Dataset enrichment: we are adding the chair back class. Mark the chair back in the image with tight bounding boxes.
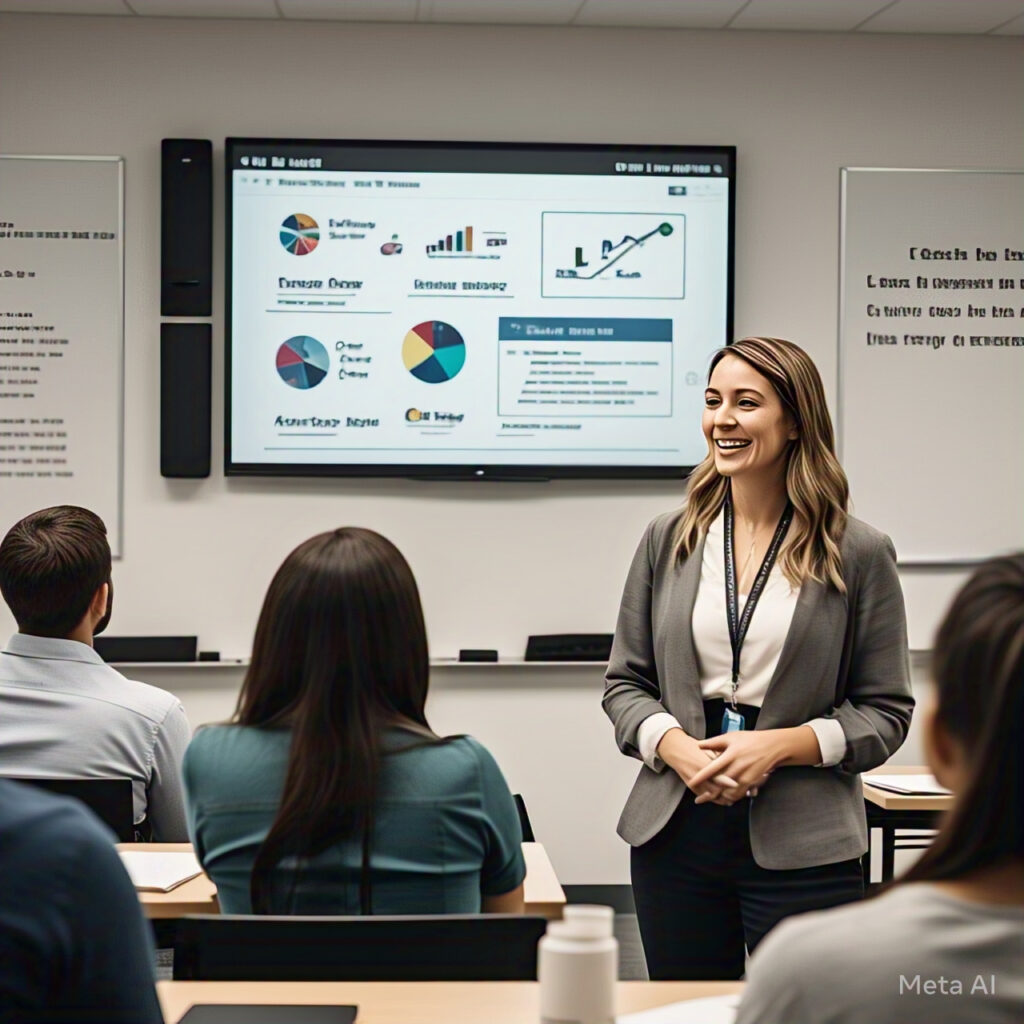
[513,793,536,842]
[5,777,135,841]
[173,913,548,981]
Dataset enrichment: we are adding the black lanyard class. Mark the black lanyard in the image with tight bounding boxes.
[723,494,794,708]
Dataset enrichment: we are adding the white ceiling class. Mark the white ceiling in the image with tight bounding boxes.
[0,0,1022,36]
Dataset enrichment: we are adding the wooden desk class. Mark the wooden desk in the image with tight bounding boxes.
[862,765,951,882]
[521,842,566,918]
[118,843,219,920]
[158,980,744,1024]
[121,842,566,920]
[862,764,954,813]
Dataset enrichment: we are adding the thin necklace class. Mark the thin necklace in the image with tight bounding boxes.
[738,521,757,594]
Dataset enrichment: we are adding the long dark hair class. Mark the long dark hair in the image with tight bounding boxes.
[235,527,435,913]
[902,553,1024,883]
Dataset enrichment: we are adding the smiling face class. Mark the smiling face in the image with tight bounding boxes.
[702,354,798,483]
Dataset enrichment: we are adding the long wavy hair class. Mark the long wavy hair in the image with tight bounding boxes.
[234,527,438,914]
[674,337,849,592]
[901,554,1024,883]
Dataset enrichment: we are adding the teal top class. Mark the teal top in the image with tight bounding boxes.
[182,725,526,915]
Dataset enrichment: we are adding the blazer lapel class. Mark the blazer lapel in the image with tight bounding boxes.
[756,577,824,729]
[674,533,705,698]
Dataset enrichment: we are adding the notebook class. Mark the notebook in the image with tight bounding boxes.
[118,850,203,892]
[865,774,952,796]
[179,1007,357,1024]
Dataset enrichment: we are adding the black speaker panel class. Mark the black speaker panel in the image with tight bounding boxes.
[94,635,198,663]
[161,138,212,316]
[525,633,614,662]
[161,322,211,478]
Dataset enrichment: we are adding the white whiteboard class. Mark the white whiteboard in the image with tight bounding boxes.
[840,168,1024,564]
[0,156,123,555]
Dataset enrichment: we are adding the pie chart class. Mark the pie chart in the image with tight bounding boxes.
[276,336,330,389]
[402,320,466,384]
[280,213,319,256]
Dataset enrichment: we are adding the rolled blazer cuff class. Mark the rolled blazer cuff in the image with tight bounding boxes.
[804,717,846,768]
[637,712,682,772]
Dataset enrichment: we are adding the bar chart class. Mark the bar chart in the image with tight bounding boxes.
[425,227,506,259]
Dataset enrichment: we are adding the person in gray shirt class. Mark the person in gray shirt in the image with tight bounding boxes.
[736,553,1024,1024]
[0,505,190,841]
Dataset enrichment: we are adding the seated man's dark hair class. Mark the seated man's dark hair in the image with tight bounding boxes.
[0,505,111,637]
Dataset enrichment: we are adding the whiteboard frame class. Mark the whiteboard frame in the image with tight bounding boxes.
[0,154,125,558]
[838,166,1024,567]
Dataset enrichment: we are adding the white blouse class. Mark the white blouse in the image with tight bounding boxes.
[637,509,846,771]
[691,508,800,706]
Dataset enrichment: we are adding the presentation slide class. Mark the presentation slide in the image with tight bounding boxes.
[226,140,734,477]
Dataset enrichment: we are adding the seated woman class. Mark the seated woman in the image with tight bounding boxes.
[735,553,1024,1024]
[183,527,525,915]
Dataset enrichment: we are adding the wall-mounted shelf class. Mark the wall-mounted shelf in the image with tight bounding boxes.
[109,658,609,670]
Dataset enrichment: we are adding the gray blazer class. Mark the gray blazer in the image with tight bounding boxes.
[603,507,913,870]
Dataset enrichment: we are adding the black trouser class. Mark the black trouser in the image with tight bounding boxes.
[630,699,865,980]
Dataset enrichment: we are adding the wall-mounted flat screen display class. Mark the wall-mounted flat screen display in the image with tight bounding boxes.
[226,138,735,478]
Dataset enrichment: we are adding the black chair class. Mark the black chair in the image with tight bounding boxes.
[5,777,136,841]
[513,793,536,842]
[173,913,548,981]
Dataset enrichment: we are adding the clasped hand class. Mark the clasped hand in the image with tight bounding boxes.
[656,729,747,806]
[688,730,784,804]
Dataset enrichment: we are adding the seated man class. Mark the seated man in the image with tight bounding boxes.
[0,779,163,1023]
[0,505,190,841]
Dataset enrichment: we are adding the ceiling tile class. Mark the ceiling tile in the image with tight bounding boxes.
[125,0,279,18]
[730,0,893,32]
[0,0,131,12]
[991,11,1024,32]
[420,1,581,24]
[858,0,1024,34]
[575,0,748,29]
[279,0,418,21]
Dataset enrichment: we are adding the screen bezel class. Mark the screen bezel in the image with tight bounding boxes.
[224,137,736,480]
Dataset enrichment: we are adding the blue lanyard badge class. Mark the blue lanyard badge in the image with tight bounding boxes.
[722,706,746,732]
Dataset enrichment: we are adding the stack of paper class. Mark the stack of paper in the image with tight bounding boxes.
[118,850,203,892]
[865,774,952,795]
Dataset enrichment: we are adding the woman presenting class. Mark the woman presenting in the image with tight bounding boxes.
[603,336,913,980]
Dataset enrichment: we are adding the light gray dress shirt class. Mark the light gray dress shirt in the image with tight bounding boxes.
[0,633,191,840]
[736,883,1024,1024]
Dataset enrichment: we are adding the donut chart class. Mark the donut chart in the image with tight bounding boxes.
[402,320,466,384]
[280,213,320,256]
[276,336,330,389]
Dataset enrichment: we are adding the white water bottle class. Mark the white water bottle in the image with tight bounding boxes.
[538,904,618,1024]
